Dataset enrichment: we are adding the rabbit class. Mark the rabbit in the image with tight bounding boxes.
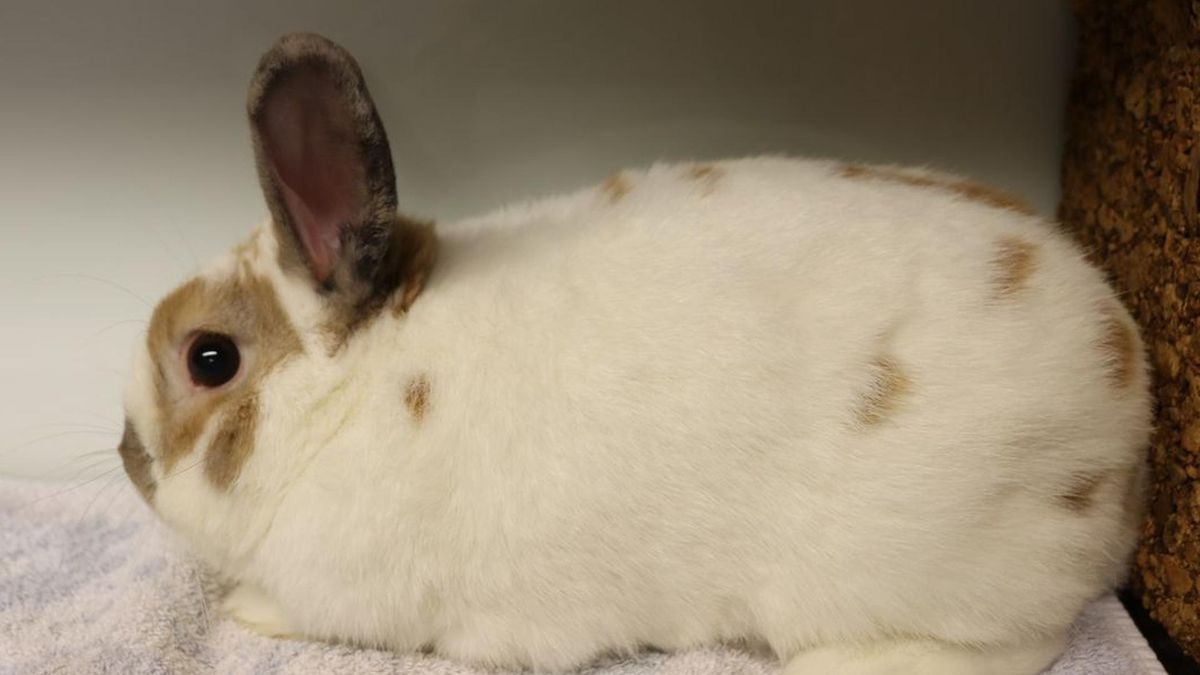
[117,32,1152,675]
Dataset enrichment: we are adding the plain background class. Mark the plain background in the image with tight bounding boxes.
[0,1,1074,480]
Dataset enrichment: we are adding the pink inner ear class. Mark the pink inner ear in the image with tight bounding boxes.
[259,66,367,282]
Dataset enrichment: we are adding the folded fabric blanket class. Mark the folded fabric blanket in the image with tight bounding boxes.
[0,477,1165,674]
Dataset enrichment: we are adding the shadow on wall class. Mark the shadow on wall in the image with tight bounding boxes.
[377,0,1075,217]
[0,0,1073,219]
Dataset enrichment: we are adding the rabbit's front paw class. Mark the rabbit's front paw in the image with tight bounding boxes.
[221,583,298,640]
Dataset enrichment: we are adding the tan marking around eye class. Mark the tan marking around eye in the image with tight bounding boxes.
[991,236,1037,297]
[147,264,302,477]
[405,375,430,422]
[205,395,259,490]
[1098,307,1138,389]
[1059,472,1106,512]
[855,356,911,427]
[684,164,724,195]
[149,279,209,472]
[601,172,632,203]
[839,163,1035,215]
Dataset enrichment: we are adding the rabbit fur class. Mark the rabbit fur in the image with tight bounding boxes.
[117,33,1152,675]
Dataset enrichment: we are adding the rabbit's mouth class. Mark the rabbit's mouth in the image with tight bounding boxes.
[117,419,155,504]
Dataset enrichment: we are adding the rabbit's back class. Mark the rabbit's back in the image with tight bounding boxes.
[271,156,1149,667]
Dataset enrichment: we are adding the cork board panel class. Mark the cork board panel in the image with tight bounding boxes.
[1061,0,1200,660]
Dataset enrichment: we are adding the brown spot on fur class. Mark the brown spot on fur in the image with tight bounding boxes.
[1098,307,1138,389]
[1059,472,1106,512]
[855,356,911,426]
[391,220,439,316]
[990,236,1038,297]
[839,163,1036,215]
[601,172,632,203]
[839,163,871,180]
[117,419,155,503]
[684,164,724,195]
[405,375,430,422]
[205,395,259,490]
[147,268,302,479]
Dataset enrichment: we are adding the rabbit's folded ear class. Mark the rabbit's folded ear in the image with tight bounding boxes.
[247,33,433,318]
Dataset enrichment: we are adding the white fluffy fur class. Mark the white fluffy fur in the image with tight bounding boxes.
[126,157,1151,674]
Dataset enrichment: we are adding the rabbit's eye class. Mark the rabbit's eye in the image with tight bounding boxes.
[187,333,241,388]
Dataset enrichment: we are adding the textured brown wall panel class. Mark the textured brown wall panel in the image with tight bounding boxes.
[1061,0,1200,660]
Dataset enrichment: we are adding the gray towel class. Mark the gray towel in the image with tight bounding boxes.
[0,478,1165,674]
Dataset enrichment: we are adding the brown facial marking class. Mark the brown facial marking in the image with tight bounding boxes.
[601,172,632,203]
[146,266,302,482]
[205,395,260,490]
[838,163,1036,216]
[855,356,911,427]
[684,163,724,195]
[117,419,155,503]
[1059,472,1106,512]
[148,278,209,472]
[991,236,1038,297]
[405,375,431,423]
[1098,307,1138,389]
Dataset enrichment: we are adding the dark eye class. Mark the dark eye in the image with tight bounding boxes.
[187,333,241,388]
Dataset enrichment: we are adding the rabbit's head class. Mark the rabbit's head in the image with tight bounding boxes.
[117,33,434,566]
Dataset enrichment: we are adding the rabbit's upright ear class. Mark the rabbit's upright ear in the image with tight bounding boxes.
[248,33,433,320]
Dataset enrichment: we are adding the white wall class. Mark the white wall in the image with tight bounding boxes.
[0,1,1074,479]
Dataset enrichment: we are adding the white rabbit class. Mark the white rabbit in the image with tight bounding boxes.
[117,33,1151,675]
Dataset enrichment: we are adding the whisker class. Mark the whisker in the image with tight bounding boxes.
[14,466,124,511]
[166,219,200,267]
[161,456,205,481]
[23,421,122,434]
[72,448,122,459]
[88,318,149,339]
[117,493,142,525]
[86,411,125,427]
[89,367,129,378]
[44,452,118,479]
[30,452,116,485]
[79,473,125,521]
[195,568,212,629]
[57,447,122,465]
[36,273,152,308]
[1,431,121,457]
[98,479,136,519]
[148,223,188,270]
